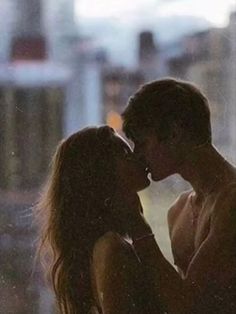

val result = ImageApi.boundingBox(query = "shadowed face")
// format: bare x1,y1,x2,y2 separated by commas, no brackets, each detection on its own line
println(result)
132,131,179,182
113,133,150,192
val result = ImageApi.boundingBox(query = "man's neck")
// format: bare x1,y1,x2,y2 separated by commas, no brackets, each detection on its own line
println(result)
178,144,235,198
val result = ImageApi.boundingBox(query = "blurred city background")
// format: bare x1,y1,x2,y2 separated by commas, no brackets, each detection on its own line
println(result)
1,0,236,312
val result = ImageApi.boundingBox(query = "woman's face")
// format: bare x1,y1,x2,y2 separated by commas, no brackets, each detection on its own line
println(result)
113,133,151,192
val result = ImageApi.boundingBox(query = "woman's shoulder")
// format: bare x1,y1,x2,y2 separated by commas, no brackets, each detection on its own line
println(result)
93,231,135,263
92,232,142,293
91,234,147,314
92,232,142,279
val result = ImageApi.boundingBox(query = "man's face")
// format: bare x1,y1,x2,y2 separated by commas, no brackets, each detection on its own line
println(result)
132,131,178,181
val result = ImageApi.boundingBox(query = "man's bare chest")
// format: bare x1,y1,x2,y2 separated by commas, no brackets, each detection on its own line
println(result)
169,195,213,275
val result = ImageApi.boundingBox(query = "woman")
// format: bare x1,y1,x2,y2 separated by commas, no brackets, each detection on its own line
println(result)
35,126,162,314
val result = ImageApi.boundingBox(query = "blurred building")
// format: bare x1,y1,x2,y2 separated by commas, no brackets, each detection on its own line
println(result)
10,0,47,61
186,28,231,156
0,0,70,313
138,31,161,81
102,67,144,132
0,0,15,62
168,30,210,78
167,27,232,158
14,0,43,37
64,38,106,136
43,0,78,62
0,1,108,311
0,77,65,313
0,0,70,190
0,51,68,314
0,82,66,190
42,0,105,136
228,11,236,161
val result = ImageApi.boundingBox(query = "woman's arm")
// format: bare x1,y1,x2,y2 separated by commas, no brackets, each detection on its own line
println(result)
92,232,154,314
133,234,186,314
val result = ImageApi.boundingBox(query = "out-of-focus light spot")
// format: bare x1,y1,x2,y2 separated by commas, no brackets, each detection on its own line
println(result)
106,111,122,130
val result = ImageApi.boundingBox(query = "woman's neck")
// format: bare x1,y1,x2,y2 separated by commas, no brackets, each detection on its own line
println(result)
109,189,141,236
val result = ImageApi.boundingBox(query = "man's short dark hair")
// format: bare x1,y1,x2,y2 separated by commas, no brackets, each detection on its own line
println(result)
122,78,212,145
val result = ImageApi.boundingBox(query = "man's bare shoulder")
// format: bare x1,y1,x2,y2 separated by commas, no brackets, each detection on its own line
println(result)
168,190,192,227
211,182,236,240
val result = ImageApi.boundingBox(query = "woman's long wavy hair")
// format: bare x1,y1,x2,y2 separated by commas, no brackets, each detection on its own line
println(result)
35,126,123,314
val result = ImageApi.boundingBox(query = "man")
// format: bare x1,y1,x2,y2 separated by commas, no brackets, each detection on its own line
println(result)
121,78,236,313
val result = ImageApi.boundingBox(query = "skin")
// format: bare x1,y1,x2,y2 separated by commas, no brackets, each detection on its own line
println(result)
90,133,156,314
129,129,236,313
92,232,145,314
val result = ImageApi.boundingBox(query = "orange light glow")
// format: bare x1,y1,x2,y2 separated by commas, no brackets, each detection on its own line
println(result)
106,111,122,130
